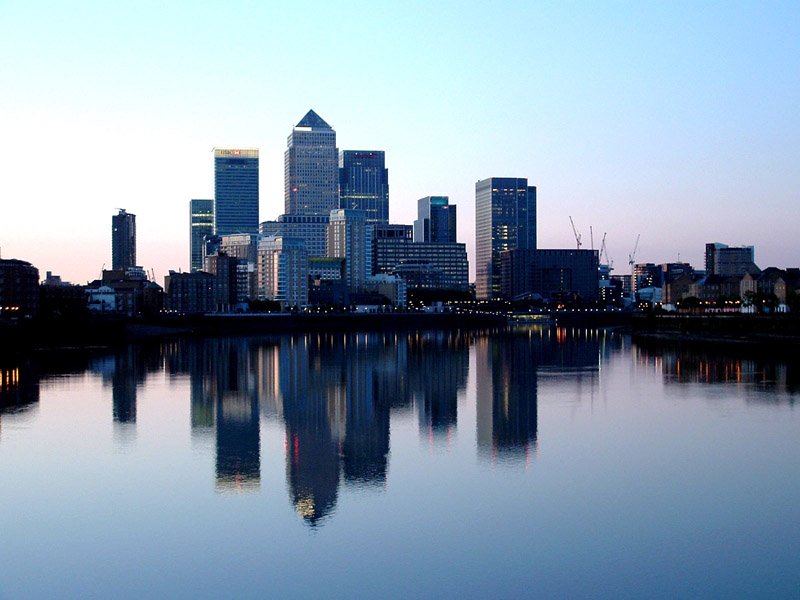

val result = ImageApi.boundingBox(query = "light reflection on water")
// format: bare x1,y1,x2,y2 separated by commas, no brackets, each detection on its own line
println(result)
0,327,799,598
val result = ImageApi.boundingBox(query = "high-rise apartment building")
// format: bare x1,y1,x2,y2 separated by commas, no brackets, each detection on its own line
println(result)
112,209,136,271
475,178,537,299
413,196,456,243
285,110,339,216
327,209,372,291
214,148,259,236
257,236,308,308
190,199,213,271
339,150,389,225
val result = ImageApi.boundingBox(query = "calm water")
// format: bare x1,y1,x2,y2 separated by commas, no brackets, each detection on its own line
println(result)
1,327,799,599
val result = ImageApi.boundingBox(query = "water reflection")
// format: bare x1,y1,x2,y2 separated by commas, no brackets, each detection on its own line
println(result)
634,342,800,401
9,328,798,527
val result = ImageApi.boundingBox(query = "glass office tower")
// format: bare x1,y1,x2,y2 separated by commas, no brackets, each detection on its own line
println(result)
214,148,259,236
339,150,389,225
285,110,339,216
190,199,213,271
413,196,456,243
475,177,537,300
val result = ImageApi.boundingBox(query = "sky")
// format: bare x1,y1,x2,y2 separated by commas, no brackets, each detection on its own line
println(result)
1,1,798,284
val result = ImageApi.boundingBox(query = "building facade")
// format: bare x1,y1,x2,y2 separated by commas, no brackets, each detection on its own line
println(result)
164,271,215,314
285,110,338,217
475,178,537,299
339,150,389,225
214,148,259,236
327,209,372,291
258,236,308,308
112,209,136,271
414,196,456,243
190,199,214,272
500,249,599,301
705,242,757,277
372,225,469,291
269,214,330,258
0,259,40,317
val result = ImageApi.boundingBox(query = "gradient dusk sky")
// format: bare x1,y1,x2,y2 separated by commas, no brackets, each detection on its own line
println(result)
2,1,798,283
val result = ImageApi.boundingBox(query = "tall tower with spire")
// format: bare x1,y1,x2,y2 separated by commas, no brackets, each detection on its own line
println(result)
285,110,339,216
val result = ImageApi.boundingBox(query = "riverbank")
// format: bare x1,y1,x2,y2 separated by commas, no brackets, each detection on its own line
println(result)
631,314,800,352
0,311,508,355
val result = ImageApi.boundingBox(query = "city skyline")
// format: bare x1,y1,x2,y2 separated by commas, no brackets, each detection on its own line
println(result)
2,2,798,283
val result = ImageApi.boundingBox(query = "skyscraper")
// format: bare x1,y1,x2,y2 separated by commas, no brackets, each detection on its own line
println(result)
285,110,339,216
413,196,456,243
339,150,389,225
190,199,213,272
475,178,537,300
214,148,259,236
112,208,136,270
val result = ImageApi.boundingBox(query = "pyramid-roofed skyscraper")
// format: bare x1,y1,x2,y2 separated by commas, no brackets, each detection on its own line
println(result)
285,110,339,216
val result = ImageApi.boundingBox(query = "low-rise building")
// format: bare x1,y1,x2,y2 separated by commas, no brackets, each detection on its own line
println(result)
164,271,215,314
0,259,40,317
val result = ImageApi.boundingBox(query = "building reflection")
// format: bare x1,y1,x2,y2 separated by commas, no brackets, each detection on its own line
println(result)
476,331,539,463
408,331,469,441
0,360,40,440
634,343,800,400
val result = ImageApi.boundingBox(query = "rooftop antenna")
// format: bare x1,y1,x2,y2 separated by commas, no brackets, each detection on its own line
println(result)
590,226,594,251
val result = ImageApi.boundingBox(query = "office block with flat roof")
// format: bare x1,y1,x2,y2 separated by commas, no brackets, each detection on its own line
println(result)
214,148,259,236
475,178,536,299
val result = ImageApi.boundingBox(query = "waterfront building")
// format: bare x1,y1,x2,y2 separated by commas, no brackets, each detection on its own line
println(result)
190,199,214,272
258,236,308,308
413,196,456,243
219,233,260,300
93,268,163,317
0,258,39,317
475,178,537,299
364,274,407,307
164,271,215,314
705,242,758,277
285,110,338,216
112,209,136,271
214,148,259,236
327,209,372,291
85,285,118,313
339,150,389,225
372,224,468,291
500,249,599,301
205,253,246,312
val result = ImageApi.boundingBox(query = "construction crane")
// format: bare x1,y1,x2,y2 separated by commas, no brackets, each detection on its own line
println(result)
599,232,614,271
628,234,641,268
569,216,582,250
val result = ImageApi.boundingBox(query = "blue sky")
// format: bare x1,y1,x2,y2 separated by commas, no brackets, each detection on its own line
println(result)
1,1,798,282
